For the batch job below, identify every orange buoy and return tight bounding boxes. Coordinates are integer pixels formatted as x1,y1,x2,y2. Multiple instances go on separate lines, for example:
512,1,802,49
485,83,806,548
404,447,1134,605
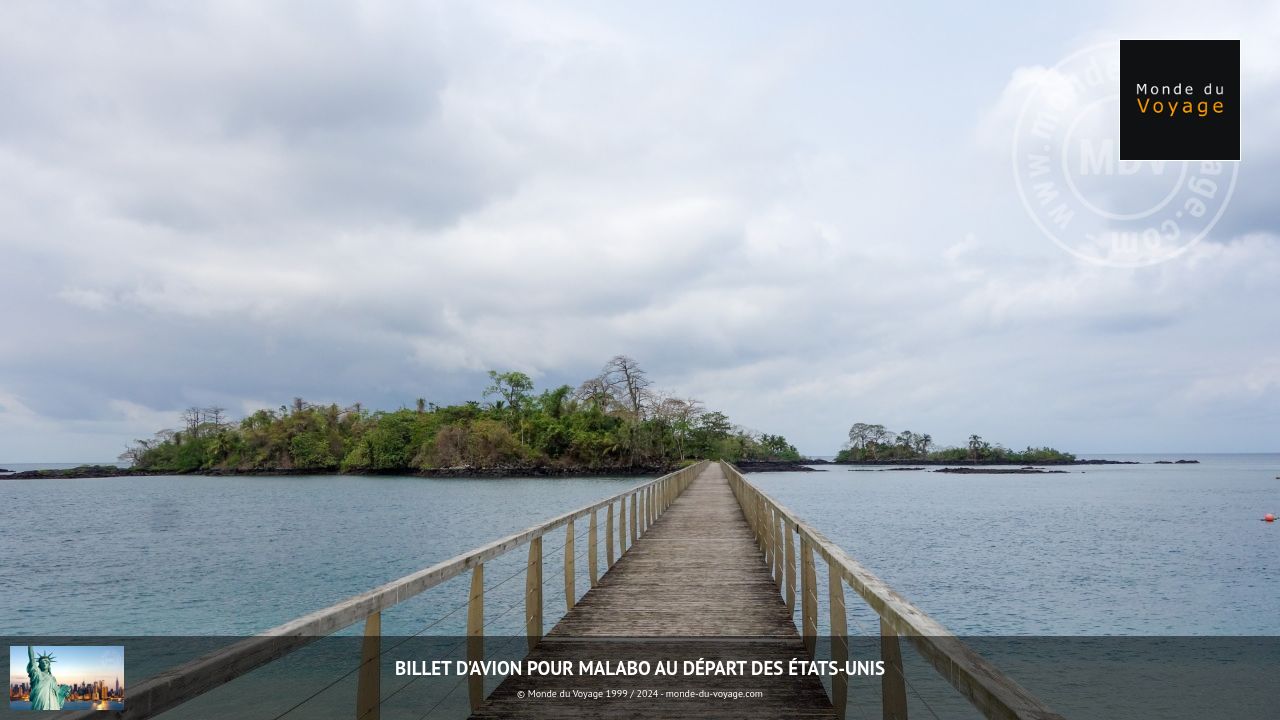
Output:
1266,513,1277,523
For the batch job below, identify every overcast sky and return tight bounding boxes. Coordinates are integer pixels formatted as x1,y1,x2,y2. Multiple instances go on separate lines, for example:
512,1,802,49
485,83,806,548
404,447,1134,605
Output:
2,0,1278,461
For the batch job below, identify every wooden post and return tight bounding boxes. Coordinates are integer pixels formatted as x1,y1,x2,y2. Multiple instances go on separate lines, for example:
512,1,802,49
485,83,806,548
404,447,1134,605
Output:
619,498,628,553
588,510,599,587
355,611,380,720
647,485,653,529
630,493,638,544
564,519,575,611
760,497,769,555
749,491,760,540
606,503,616,566
801,537,817,658
772,509,784,590
830,571,849,720
785,522,797,614
467,565,484,711
759,497,770,558
764,504,775,569
880,618,908,720
640,487,648,534
525,537,542,651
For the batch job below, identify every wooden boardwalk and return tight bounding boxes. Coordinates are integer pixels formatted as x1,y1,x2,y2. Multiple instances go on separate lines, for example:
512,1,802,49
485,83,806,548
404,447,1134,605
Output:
469,463,835,719
72,461,1063,720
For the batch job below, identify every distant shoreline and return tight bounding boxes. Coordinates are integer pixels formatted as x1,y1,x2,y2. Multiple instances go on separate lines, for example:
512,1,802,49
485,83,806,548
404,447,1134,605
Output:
833,458,1198,466
737,458,1201,473
0,457,1206,480
0,463,684,481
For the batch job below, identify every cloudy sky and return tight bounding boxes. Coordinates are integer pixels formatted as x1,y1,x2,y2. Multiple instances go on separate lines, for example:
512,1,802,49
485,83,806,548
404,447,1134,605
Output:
2,0,1278,461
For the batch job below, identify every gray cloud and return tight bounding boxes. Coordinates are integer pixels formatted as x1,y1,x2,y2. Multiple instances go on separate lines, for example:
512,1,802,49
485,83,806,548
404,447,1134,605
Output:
2,1,1279,461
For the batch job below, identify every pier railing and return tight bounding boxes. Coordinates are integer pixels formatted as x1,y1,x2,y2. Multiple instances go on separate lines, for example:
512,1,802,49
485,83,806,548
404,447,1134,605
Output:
65,461,708,720
721,461,1065,720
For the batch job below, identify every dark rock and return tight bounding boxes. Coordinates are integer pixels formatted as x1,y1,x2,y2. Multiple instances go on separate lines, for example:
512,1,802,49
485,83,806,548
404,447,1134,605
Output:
3,463,680,480
1073,459,1140,465
1174,459,1200,464
935,467,1069,474
4,464,136,480
735,461,820,473
837,458,1136,466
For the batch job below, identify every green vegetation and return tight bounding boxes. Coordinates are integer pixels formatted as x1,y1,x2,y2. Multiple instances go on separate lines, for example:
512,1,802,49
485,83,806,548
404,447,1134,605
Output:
834,423,1075,464
123,356,802,473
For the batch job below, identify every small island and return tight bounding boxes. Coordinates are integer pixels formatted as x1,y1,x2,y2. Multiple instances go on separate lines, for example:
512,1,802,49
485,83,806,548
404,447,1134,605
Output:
834,423,1077,464
16,357,805,480
4,397,1206,481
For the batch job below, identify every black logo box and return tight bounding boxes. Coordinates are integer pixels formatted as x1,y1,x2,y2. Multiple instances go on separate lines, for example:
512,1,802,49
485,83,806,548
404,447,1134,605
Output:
1120,39,1240,161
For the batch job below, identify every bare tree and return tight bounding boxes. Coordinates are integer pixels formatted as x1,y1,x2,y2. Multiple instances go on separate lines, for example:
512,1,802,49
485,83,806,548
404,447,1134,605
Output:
204,407,227,430
118,438,156,465
182,407,203,437
602,355,651,419
574,375,614,410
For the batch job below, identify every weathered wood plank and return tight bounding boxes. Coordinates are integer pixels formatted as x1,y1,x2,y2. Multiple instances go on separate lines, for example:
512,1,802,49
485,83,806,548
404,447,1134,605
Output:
526,536,543,651
467,565,485,711
355,611,380,720
470,463,835,719
801,537,817,658
881,618,908,720
588,509,599,588
606,502,615,566
830,572,849,720
565,518,576,611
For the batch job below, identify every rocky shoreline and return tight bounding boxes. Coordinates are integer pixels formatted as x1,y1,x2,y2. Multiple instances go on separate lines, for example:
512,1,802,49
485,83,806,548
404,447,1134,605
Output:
735,458,1201,473
0,463,683,480
935,466,1068,474
2,456,1204,479
733,461,821,473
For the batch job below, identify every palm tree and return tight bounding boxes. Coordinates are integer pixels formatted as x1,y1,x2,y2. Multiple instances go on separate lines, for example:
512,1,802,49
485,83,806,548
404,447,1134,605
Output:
968,434,983,463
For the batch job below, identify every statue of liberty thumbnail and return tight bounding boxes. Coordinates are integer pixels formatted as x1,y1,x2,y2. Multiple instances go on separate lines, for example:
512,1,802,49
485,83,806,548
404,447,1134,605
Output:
26,646,72,710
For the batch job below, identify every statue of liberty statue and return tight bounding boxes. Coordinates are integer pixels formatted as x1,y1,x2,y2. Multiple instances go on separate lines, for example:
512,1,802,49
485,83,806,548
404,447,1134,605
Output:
26,646,72,710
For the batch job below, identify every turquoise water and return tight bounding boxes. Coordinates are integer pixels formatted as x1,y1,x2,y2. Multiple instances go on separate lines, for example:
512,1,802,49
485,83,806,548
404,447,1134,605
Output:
2,458,1277,718
751,454,1280,636
0,473,645,637
2,456,1275,638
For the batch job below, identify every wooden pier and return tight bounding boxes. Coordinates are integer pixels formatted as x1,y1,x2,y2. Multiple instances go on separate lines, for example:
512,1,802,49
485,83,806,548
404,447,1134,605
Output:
62,461,1065,720
468,462,834,719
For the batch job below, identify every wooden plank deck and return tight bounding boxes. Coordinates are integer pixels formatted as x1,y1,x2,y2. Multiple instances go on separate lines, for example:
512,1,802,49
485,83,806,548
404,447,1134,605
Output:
469,463,835,719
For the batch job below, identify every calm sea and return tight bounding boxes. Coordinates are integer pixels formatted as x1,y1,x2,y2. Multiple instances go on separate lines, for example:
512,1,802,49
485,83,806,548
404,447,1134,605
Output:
2,456,1277,719
1,455,1276,636
752,453,1280,636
